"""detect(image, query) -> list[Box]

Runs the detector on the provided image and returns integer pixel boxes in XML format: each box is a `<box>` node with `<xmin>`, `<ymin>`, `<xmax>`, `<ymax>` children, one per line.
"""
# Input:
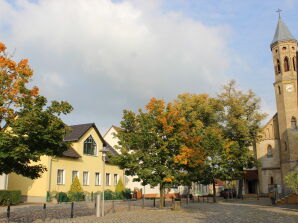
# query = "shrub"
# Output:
<box><xmin>115</xmin><ymin>178</ymin><xmax>125</xmax><ymax>193</ymax></box>
<box><xmin>104</xmin><ymin>190</ymin><xmax>113</xmax><ymax>200</ymax></box>
<box><xmin>56</xmin><ymin>192</ymin><xmax>69</xmax><ymax>203</ymax></box>
<box><xmin>123</xmin><ymin>188</ymin><xmax>132</xmax><ymax>199</ymax></box>
<box><xmin>68</xmin><ymin>192</ymin><xmax>85</xmax><ymax>202</ymax></box>
<box><xmin>69</xmin><ymin>176</ymin><xmax>83</xmax><ymax>193</ymax></box>
<box><xmin>284</xmin><ymin>167</ymin><xmax>298</xmax><ymax>194</ymax></box>
<box><xmin>0</xmin><ymin>190</ymin><xmax>21</xmax><ymax>205</ymax></box>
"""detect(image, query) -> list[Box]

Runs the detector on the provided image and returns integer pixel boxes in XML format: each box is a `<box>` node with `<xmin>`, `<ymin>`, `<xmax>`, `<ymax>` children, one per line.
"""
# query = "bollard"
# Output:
<box><xmin>192</xmin><ymin>196</ymin><xmax>195</xmax><ymax>203</ymax></box>
<box><xmin>142</xmin><ymin>197</ymin><xmax>144</xmax><ymax>209</ymax></box>
<box><xmin>187</xmin><ymin>196</ymin><xmax>189</xmax><ymax>205</ymax></box>
<box><xmin>128</xmin><ymin>199</ymin><xmax>131</xmax><ymax>211</ymax></box>
<box><xmin>7</xmin><ymin>204</ymin><xmax>10</xmax><ymax>222</ymax></box>
<box><xmin>153</xmin><ymin>198</ymin><xmax>156</xmax><ymax>207</ymax></box>
<box><xmin>164</xmin><ymin>198</ymin><xmax>166</xmax><ymax>207</ymax></box>
<box><xmin>207</xmin><ymin>197</ymin><xmax>209</xmax><ymax>203</ymax></box>
<box><xmin>96</xmin><ymin>194</ymin><xmax>101</xmax><ymax>217</ymax></box>
<box><xmin>43</xmin><ymin>203</ymin><xmax>46</xmax><ymax>222</ymax></box>
<box><xmin>198</xmin><ymin>196</ymin><xmax>200</xmax><ymax>203</ymax></box>
<box><xmin>70</xmin><ymin>202</ymin><xmax>74</xmax><ymax>218</ymax></box>
<box><xmin>112</xmin><ymin>200</ymin><xmax>115</xmax><ymax>213</ymax></box>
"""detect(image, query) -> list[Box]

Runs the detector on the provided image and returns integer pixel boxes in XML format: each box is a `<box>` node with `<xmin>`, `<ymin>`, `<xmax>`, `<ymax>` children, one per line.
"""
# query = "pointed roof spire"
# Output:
<box><xmin>271</xmin><ymin>13</ymin><xmax>296</xmax><ymax>48</ymax></box>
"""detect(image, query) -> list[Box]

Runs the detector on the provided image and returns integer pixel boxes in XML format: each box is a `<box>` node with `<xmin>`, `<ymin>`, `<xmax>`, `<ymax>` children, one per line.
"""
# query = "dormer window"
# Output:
<box><xmin>84</xmin><ymin>135</ymin><xmax>97</xmax><ymax>156</ymax></box>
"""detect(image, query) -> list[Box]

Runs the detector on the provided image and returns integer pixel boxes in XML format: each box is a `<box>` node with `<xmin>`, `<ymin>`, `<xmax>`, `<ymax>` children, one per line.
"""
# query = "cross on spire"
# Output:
<box><xmin>276</xmin><ymin>8</ymin><xmax>282</xmax><ymax>18</ymax></box>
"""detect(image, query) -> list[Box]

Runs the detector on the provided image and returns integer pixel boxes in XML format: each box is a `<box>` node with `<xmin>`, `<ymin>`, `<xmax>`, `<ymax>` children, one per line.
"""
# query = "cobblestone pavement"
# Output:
<box><xmin>0</xmin><ymin>198</ymin><xmax>297</xmax><ymax>223</ymax></box>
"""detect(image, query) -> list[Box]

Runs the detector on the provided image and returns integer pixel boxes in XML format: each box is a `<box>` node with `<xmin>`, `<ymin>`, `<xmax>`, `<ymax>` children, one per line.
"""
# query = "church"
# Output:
<box><xmin>253</xmin><ymin>15</ymin><xmax>298</xmax><ymax>196</ymax></box>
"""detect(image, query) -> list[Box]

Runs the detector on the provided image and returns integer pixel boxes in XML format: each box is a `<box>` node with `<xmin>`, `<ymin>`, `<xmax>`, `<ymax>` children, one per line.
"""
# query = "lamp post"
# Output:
<box><xmin>100</xmin><ymin>148</ymin><xmax>108</xmax><ymax>217</ymax></box>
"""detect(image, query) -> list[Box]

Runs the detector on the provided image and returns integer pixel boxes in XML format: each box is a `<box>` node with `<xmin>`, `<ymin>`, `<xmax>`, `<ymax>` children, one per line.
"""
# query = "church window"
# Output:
<box><xmin>276</xmin><ymin>59</ymin><xmax>281</xmax><ymax>73</ymax></box>
<box><xmin>267</xmin><ymin>145</ymin><xmax>273</xmax><ymax>158</ymax></box>
<box><xmin>284</xmin><ymin>57</ymin><xmax>290</xmax><ymax>72</ymax></box>
<box><xmin>278</xmin><ymin>86</ymin><xmax>281</xmax><ymax>94</ymax></box>
<box><xmin>270</xmin><ymin>177</ymin><xmax>274</xmax><ymax>184</ymax></box>
<box><xmin>282</xmin><ymin>47</ymin><xmax>287</xmax><ymax>50</ymax></box>
<box><xmin>291</xmin><ymin>116</ymin><xmax>297</xmax><ymax>129</ymax></box>
<box><xmin>284</xmin><ymin>141</ymin><xmax>288</xmax><ymax>151</ymax></box>
<box><xmin>293</xmin><ymin>57</ymin><xmax>296</xmax><ymax>71</ymax></box>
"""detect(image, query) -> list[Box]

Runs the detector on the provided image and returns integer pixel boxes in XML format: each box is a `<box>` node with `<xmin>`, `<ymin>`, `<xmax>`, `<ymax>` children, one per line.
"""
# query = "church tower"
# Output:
<box><xmin>271</xmin><ymin>15</ymin><xmax>298</xmax><ymax>189</ymax></box>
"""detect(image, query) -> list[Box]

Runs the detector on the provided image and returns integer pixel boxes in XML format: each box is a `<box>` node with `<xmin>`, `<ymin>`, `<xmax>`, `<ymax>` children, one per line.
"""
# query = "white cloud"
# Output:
<box><xmin>0</xmin><ymin>0</ymin><xmax>234</xmax><ymax>132</ymax></box>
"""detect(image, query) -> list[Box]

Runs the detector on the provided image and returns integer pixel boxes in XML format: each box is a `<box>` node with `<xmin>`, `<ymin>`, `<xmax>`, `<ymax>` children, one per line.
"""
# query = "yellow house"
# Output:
<box><xmin>7</xmin><ymin>123</ymin><xmax>124</xmax><ymax>202</ymax></box>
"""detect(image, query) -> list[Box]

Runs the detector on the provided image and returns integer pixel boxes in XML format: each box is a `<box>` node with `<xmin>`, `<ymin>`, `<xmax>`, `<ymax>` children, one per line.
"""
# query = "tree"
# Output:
<box><xmin>218</xmin><ymin>80</ymin><xmax>266</xmax><ymax>198</ymax></box>
<box><xmin>111</xmin><ymin>98</ymin><xmax>201</xmax><ymax>208</ymax></box>
<box><xmin>0</xmin><ymin>42</ymin><xmax>73</xmax><ymax>179</ymax></box>
<box><xmin>69</xmin><ymin>176</ymin><xmax>83</xmax><ymax>193</ymax></box>
<box><xmin>115</xmin><ymin>178</ymin><xmax>125</xmax><ymax>192</ymax></box>
<box><xmin>284</xmin><ymin>167</ymin><xmax>298</xmax><ymax>194</ymax></box>
<box><xmin>173</xmin><ymin>94</ymin><xmax>236</xmax><ymax>202</ymax></box>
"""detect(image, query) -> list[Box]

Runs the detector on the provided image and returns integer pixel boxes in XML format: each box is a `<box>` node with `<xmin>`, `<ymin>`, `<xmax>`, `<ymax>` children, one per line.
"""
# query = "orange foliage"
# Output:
<box><xmin>0</xmin><ymin>42</ymin><xmax>39</xmax><ymax>122</ymax></box>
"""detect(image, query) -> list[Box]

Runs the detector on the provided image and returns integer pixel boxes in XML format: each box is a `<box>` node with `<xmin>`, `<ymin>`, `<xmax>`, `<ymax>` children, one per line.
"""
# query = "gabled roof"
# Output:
<box><xmin>103</xmin><ymin>125</ymin><xmax>121</xmax><ymax>138</ymax></box>
<box><xmin>62</xmin><ymin>147</ymin><xmax>81</xmax><ymax>158</ymax></box>
<box><xmin>64</xmin><ymin>123</ymin><xmax>106</xmax><ymax>146</ymax></box>
<box><xmin>271</xmin><ymin>16</ymin><xmax>296</xmax><ymax>48</ymax></box>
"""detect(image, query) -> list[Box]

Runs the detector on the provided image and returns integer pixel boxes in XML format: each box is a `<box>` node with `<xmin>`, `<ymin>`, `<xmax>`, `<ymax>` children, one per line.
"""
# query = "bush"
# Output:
<box><xmin>69</xmin><ymin>176</ymin><xmax>83</xmax><ymax>193</ymax></box>
<box><xmin>68</xmin><ymin>192</ymin><xmax>85</xmax><ymax>201</ymax></box>
<box><xmin>0</xmin><ymin>190</ymin><xmax>21</xmax><ymax>205</ymax></box>
<box><xmin>56</xmin><ymin>192</ymin><xmax>69</xmax><ymax>203</ymax></box>
<box><xmin>123</xmin><ymin>188</ymin><xmax>132</xmax><ymax>199</ymax></box>
<box><xmin>115</xmin><ymin>178</ymin><xmax>125</xmax><ymax>193</ymax></box>
<box><xmin>104</xmin><ymin>190</ymin><xmax>113</xmax><ymax>200</ymax></box>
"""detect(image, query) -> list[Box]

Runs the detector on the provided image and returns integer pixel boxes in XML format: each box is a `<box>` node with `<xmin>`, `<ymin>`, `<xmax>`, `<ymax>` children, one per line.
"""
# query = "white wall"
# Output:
<box><xmin>0</xmin><ymin>174</ymin><xmax>8</xmax><ymax>190</ymax></box>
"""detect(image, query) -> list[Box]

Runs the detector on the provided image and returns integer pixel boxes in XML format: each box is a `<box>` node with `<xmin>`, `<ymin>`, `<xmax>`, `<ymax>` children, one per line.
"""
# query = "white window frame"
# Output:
<box><xmin>72</xmin><ymin>170</ymin><xmax>79</xmax><ymax>182</ymax></box>
<box><xmin>57</xmin><ymin>169</ymin><xmax>65</xmax><ymax>185</ymax></box>
<box><xmin>95</xmin><ymin>172</ymin><xmax>101</xmax><ymax>186</ymax></box>
<box><xmin>83</xmin><ymin>135</ymin><xmax>98</xmax><ymax>156</ymax></box>
<box><xmin>114</xmin><ymin>174</ymin><xmax>119</xmax><ymax>186</ymax></box>
<box><xmin>106</xmin><ymin>173</ymin><xmax>111</xmax><ymax>186</ymax></box>
<box><xmin>83</xmin><ymin>171</ymin><xmax>90</xmax><ymax>186</ymax></box>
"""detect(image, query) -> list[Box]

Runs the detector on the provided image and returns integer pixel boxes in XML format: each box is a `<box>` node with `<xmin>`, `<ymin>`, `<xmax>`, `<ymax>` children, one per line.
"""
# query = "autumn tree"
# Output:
<box><xmin>173</xmin><ymin>94</ymin><xmax>235</xmax><ymax>202</ymax></box>
<box><xmin>0</xmin><ymin>42</ymin><xmax>72</xmax><ymax>179</ymax></box>
<box><xmin>218</xmin><ymin>80</ymin><xmax>266</xmax><ymax>198</ymax></box>
<box><xmin>111</xmin><ymin>98</ymin><xmax>202</xmax><ymax>208</ymax></box>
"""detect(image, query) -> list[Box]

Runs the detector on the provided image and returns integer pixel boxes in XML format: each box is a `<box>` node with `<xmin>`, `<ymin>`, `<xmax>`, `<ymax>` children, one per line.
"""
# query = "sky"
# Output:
<box><xmin>0</xmin><ymin>0</ymin><xmax>298</xmax><ymax>134</ymax></box>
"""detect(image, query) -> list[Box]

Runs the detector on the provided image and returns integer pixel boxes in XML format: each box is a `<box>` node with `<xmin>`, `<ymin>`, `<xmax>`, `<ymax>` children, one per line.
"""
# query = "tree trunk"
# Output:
<box><xmin>213</xmin><ymin>181</ymin><xmax>216</xmax><ymax>203</ymax></box>
<box><xmin>159</xmin><ymin>186</ymin><xmax>164</xmax><ymax>208</ymax></box>
<box><xmin>238</xmin><ymin>178</ymin><xmax>243</xmax><ymax>199</ymax></box>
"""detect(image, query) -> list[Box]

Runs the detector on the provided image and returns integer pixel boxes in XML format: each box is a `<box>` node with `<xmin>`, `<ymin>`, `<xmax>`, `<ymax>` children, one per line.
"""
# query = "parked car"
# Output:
<box><xmin>220</xmin><ymin>189</ymin><xmax>237</xmax><ymax>198</ymax></box>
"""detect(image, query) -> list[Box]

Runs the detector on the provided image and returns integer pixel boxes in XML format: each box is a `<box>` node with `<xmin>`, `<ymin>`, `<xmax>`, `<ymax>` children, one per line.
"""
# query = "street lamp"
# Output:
<box><xmin>100</xmin><ymin>147</ymin><xmax>109</xmax><ymax>217</ymax></box>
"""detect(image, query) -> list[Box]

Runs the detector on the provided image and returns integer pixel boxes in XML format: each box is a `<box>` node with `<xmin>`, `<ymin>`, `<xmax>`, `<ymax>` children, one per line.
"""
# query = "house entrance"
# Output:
<box><xmin>247</xmin><ymin>180</ymin><xmax>257</xmax><ymax>194</ymax></box>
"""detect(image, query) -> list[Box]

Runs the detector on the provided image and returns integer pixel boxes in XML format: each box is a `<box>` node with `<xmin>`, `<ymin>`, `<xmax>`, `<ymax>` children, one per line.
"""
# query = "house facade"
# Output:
<box><xmin>7</xmin><ymin>123</ymin><xmax>124</xmax><ymax>202</ymax></box>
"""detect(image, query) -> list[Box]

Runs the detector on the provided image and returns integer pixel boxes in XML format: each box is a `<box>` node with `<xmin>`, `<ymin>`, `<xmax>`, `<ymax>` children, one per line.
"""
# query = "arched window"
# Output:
<box><xmin>84</xmin><ymin>135</ymin><xmax>97</xmax><ymax>155</ymax></box>
<box><xmin>278</xmin><ymin>85</ymin><xmax>281</xmax><ymax>94</ymax></box>
<box><xmin>277</xmin><ymin>59</ymin><xmax>281</xmax><ymax>73</ymax></box>
<box><xmin>293</xmin><ymin>57</ymin><xmax>296</xmax><ymax>71</ymax></box>
<box><xmin>267</xmin><ymin>145</ymin><xmax>273</xmax><ymax>158</ymax></box>
<box><xmin>285</xmin><ymin>141</ymin><xmax>288</xmax><ymax>151</ymax></box>
<box><xmin>284</xmin><ymin>57</ymin><xmax>290</xmax><ymax>72</ymax></box>
<box><xmin>291</xmin><ymin>116</ymin><xmax>297</xmax><ymax>129</ymax></box>
<box><xmin>270</xmin><ymin>177</ymin><xmax>274</xmax><ymax>184</ymax></box>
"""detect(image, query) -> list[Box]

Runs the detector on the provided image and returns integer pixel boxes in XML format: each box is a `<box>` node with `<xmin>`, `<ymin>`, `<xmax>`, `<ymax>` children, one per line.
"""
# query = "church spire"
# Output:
<box><xmin>271</xmin><ymin>15</ymin><xmax>296</xmax><ymax>48</ymax></box>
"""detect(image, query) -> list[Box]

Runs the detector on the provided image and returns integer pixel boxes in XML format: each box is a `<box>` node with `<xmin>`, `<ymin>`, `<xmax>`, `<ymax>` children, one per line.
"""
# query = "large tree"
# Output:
<box><xmin>218</xmin><ymin>80</ymin><xmax>266</xmax><ymax>197</ymax></box>
<box><xmin>173</xmin><ymin>93</ymin><xmax>236</xmax><ymax>202</ymax></box>
<box><xmin>111</xmin><ymin>98</ymin><xmax>205</xmax><ymax>208</ymax></box>
<box><xmin>0</xmin><ymin>42</ymin><xmax>72</xmax><ymax>179</ymax></box>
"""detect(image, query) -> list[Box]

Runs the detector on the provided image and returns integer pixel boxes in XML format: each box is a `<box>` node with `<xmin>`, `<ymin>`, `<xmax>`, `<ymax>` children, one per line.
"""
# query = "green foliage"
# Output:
<box><xmin>68</xmin><ymin>192</ymin><xmax>85</xmax><ymax>202</ymax></box>
<box><xmin>284</xmin><ymin>167</ymin><xmax>298</xmax><ymax>194</ymax></box>
<box><xmin>56</xmin><ymin>192</ymin><xmax>69</xmax><ymax>203</ymax></box>
<box><xmin>115</xmin><ymin>178</ymin><xmax>125</xmax><ymax>192</ymax></box>
<box><xmin>69</xmin><ymin>176</ymin><xmax>83</xmax><ymax>193</ymax></box>
<box><xmin>0</xmin><ymin>190</ymin><xmax>21</xmax><ymax>205</ymax></box>
<box><xmin>218</xmin><ymin>80</ymin><xmax>266</xmax><ymax>196</ymax></box>
<box><xmin>0</xmin><ymin>43</ymin><xmax>73</xmax><ymax>179</ymax></box>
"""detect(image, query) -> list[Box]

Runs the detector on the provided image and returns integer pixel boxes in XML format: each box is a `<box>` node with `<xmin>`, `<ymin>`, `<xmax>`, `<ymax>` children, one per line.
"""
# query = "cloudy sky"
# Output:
<box><xmin>1</xmin><ymin>0</ymin><xmax>297</xmax><ymax>133</ymax></box>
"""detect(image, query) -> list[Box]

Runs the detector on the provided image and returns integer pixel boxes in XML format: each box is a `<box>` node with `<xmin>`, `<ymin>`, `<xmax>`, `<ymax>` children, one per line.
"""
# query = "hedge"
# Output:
<box><xmin>0</xmin><ymin>190</ymin><xmax>21</xmax><ymax>206</ymax></box>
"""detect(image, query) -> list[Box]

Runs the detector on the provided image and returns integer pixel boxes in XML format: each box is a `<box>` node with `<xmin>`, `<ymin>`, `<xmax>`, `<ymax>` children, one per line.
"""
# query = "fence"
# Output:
<box><xmin>0</xmin><ymin>196</ymin><xmax>219</xmax><ymax>222</ymax></box>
